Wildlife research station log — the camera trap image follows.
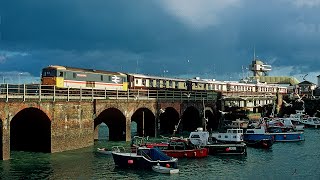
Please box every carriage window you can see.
[142,79,146,85]
[175,82,179,88]
[149,79,153,87]
[156,80,160,87]
[59,72,63,77]
[169,80,173,87]
[225,135,228,138]
[101,75,103,81]
[73,73,76,78]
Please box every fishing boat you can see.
[189,128,247,155]
[243,127,274,148]
[152,164,179,174]
[112,146,178,170]
[211,128,244,143]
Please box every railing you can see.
[0,84,217,102]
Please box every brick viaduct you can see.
[0,99,218,160]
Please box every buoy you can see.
[194,152,197,156]
[298,136,301,139]
[128,160,134,164]
[166,164,170,168]
[283,135,287,139]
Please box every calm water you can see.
[1,129,320,179]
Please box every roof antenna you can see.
[253,46,256,61]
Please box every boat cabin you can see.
[211,129,244,143]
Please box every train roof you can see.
[44,65,126,76]
[127,73,187,81]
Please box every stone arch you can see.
[10,107,51,153]
[159,107,180,135]
[131,108,155,137]
[182,106,201,132]
[94,108,126,141]
[204,107,219,131]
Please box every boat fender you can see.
[194,152,197,156]
[283,135,286,139]
[128,160,134,164]
[166,164,170,168]
[225,147,230,152]
[298,136,300,139]
[184,153,187,157]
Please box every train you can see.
[41,65,288,94]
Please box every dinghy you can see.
[152,164,179,174]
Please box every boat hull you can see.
[244,134,274,148]
[206,143,247,155]
[112,152,178,169]
[152,165,179,174]
[162,148,208,158]
[270,132,304,142]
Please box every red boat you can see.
[143,138,208,158]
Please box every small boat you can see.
[97,148,112,155]
[112,146,178,169]
[152,164,179,174]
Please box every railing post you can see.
[180,91,182,102]
[156,90,158,99]
[91,87,94,101]
[6,83,8,102]
[104,87,107,99]
[23,84,26,101]
[79,86,82,101]
[194,91,197,101]
[127,89,129,100]
[67,86,70,101]
[53,86,56,102]
[116,89,118,99]
[39,84,42,101]
[147,89,149,99]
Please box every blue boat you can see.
[112,146,178,170]
[244,127,274,148]
[267,127,305,142]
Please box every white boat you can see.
[152,164,179,174]
[211,128,243,143]
[97,148,112,155]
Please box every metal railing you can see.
[0,84,217,102]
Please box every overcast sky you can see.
[1,0,320,83]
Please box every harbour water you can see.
[1,129,320,179]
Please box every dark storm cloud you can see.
[1,0,320,82]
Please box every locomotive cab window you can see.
[42,69,57,77]
[59,72,64,77]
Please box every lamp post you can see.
[18,72,23,94]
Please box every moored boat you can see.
[243,127,274,148]
[112,146,178,170]
[97,148,112,155]
[152,164,179,174]
[267,127,305,142]
[189,128,247,155]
